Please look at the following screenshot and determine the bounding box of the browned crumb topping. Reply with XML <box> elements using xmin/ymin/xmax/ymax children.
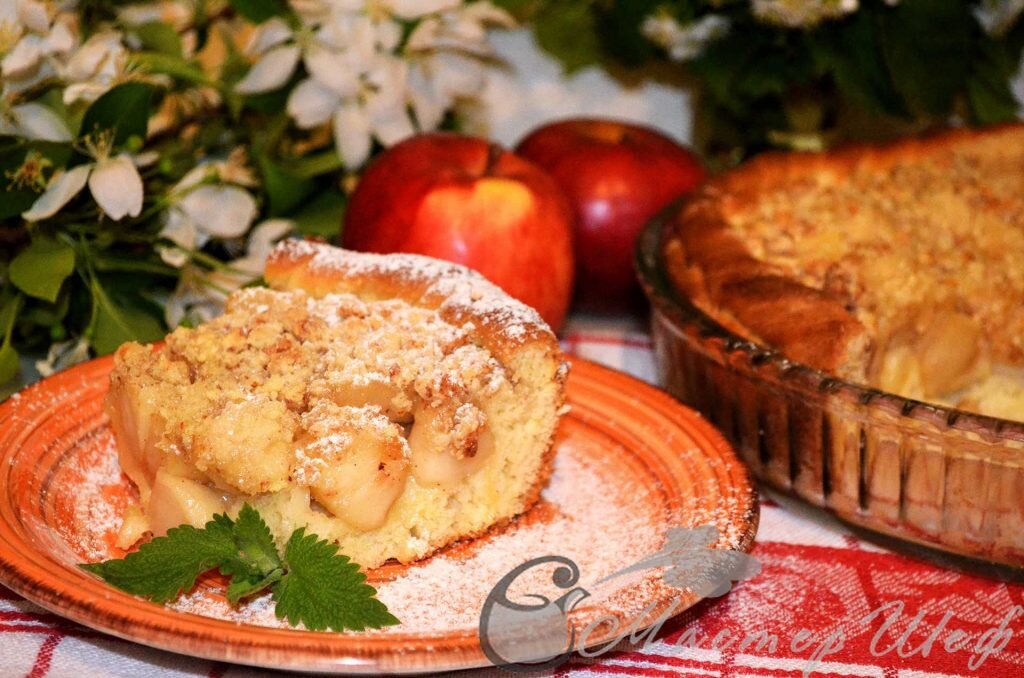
<box><xmin>721</xmin><ymin>140</ymin><xmax>1024</xmax><ymax>414</ymax></box>
<box><xmin>728</xmin><ymin>150</ymin><xmax>1024</xmax><ymax>364</ymax></box>
<box><xmin>118</xmin><ymin>287</ymin><xmax>507</xmax><ymax>496</ymax></box>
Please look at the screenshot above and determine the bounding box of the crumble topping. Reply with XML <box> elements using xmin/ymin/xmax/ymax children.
<box><xmin>727</xmin><ymin>148</ymin><xmax>1024</xmax><ymax>365</ymax></box>
<box><xmin>119</xmin><ymin>286</ymin><xmax>508</xmax><ymax>498</ymax></box>
<box><xmin>716</xmin><ymin>138</ymin><xmax>1024</xmax><ymax>415</ymax></box>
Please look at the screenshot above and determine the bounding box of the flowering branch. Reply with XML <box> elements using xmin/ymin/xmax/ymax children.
<box><xmin>0</xmin><ymin>0</ymin><xmax>514</xmax><ymax>385</ymax></box>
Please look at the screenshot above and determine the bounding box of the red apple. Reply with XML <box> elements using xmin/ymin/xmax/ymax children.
<box><xmin>516</xmin><ymin>118</ymin><xmax>706</xmax><ymax>310</ymax></box>
<box><xmin>343</xmin><ymin>133</ymin><xmax>575</xmax><ymax>331</ymax></box>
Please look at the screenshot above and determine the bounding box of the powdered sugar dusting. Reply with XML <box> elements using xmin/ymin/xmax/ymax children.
<box><xmin>5</xmin><ymin>362</ymin><xmax>753</xmax><ymax>647</ymax></box>
<box><xmin>270</xmin><ymin>240</ymin><xmax>551</xmax><ymax>346</ymax></box>
<box><xmin>69</xmin><ymin>435</ymin><xmax>125</xmax><ymax>561</ymax></box>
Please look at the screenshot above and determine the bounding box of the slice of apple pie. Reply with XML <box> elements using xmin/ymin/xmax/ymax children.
<box><xmin>106</xmin><ymin>241</ymin><xmax>568</xmax><ymax>568</ymax></box>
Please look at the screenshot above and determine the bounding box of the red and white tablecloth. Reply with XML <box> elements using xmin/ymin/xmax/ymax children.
<box><xmin>3</xmin><ymin>315</ymin><xmax>1023</xmax><ymax>678</ymax></box>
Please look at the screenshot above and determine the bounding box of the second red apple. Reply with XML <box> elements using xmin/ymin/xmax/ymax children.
<box><xmin>517</xmin><ymin>118</ymin><xmax>706</xmax><ymax>311</ymax></box>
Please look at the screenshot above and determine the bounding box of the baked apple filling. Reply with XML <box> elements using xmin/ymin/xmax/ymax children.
<box><xmin>105</xmin><ymin>274</ymin><xmax>564</xmax><ymax>568</ymax></box>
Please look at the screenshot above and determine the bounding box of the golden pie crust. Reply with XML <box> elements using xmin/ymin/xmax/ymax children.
<box><xmin>664</xmin><ymin>124</ymin><xmax>1024</xmax><ymax>419</ymax></box>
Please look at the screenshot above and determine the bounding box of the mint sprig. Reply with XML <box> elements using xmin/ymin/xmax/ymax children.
<box><xmin>274</xmin><ymin>528</ymin><xmax>399</xmax><ymax>632</ymax></box>
<box><xmin>81</xmin><ymin>504</ymin><xmax>399</xmax><ymax>632</ymax></box>
<box><xmin>217</xmin><ymin>504</ymin><xmax>283</xmax><ymax>604</ymax></box>
<box><xmin>80</xmin><ymin>513</ymin><xmax>238</xmax><ymax>603</ymax></box>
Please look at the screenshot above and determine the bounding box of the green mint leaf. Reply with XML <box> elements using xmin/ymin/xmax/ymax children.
<box><xmin>81</xmin><ymin>514</ymin><xmax>237</xmax><ymax>603</ymax></box>
<box><xmin>217</xmin><ymin>504</ymin><xmax>284</xmax><ymax>603</ymax></box>
<box><xmin>273</xmin><ymin>528</ymin><xmax>399</xmax><ymax>632</ymax></box>
<box><xmin>10</xmin><ymin>237</ymin><xmax>75</xmax><ymax>303</ymax></box>
<box><xmin>81</xmin><ymin>505</ymin><xmax>399</xmax><ymax>630</ymax></box>
<box><xmin>226</xmin><ymin>567</ymin><xmax>284</xmax><ymax>605</ymax></box>
<box><xmin>231</xmin><ymin>504</ymin><xmax>283</xmax><ymax>574</ymax></box>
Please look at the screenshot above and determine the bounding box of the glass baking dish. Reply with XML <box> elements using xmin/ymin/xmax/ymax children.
<box><xmin>636</xmin><ymin>208</ymin><xmax>1024</xmax><ymax>572</ymax></box>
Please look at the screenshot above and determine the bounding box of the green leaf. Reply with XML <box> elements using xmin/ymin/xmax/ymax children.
<box><xmin>0</xmin><ymin>292</ymin><xmax>23</xmax><ymax>384</ymax></box>
<box><xmin>78</xmin><ymin>83</ymin><xmax>153</xmax><ymax>147</ymax></box>
<box><xmin>9</xmin><ymin>238</ymin><xmax>75</xmax><ymax>303</ymax></box>
<box><xmin>273</xmin><ymin>528</ymin><xmax>399</xmax><ymax>632</ymax></box>
<box><xmin>534</xmin><ymin>1</ymin><xmax>603</xmax><ymax>73</ymax></box>
<box><xmin>225</xmin><ymin>568</ymin><xmax>283</xmax><ymax>604</ymax></box>
<box><xmin>131</xmin><ymin>52</ymin><xmax>212</xmax><ymax>87</ymax></box>
<box><xmin>292</xmin><ymin>189</ymin><xmax>346</xmax><ymax>239</ymax></box>
<box><xmin>90</xmin><ymin>277</ymin><xmax>165</xmax><ymax>355</ymax></box>
<box><xmin>692</xmin><ymin>28</ymin><xmax>809</xmax><ymax>112</ymax></box>
<box><xmin>0</xmin><ymin>343</ymin><xmax>17</xmax><ymax>385</ymax></box>
<box><xmin>258</xmin><ymin>155</ymin><xmax>316</xmax><ymax>216</ymax></box>
<box><xmin>81</xmin><ymin>514</ymin><xmax>238</xmax><ymax>603</ymax></box>
<box><xmin>593</xmin><ymin>0</ymin><xmax>660</xmax><ymax>68</ymax></box>
<box><xmin>218</xmin><ymin>505</ymin><xmax>281</xmax><ymax>578</ymax></box>
<box><xmin>285</xmin><ymin>149</ymin><xmax>343</xmax><ymax>179</ymax></box>
<box><xmin>967</xmin><ymin>36</ymin><xmax>1022</xmax><ymax>125</ymax></box>
<box><xmin>218</xmin><ymin>505</ymin><xmax>284</xmax><ymax>603</ymax></box>
<box><xmin>240</xmin><ymin>86</ymin><xmax>292</xmax><ymax>113</ymax></box>
<box><xmin>22</xmin><ymin>289</ymin><xmax>69</xmax><ymax>329</ymax></box>
<box><xmin>233</xmin><ymin>505</ymin><xmax>282</xmax><ymax>571</ymax></box>
<box><xmin>878</xmin><ymin>0</ymin><xmax>972</xmax><ymax>116</ymax></box>
<box><xmin>807</xmin><ymin>11</ymin><xmax>907</xmax><ymax>119</ymax></box>
<box><xmin>80</xmin><ymin>504</ymin><xmax>398</xmax><ymax>631</ymax></box>
<box><xmin>229</xmin><ymin>0</ymin><xmax>288</xmax><ymax>24</ymax></box>
<box><xmin>133</xmin><ymin>21</ymin><xmax>182</xmax><ymax>56</ymax></box>
<box><xmin>92</xmin><ymin>254</ymin><xmax>178</xmax><ymax>277</ymax></box>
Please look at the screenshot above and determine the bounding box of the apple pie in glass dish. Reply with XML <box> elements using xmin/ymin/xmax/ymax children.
<box><xmin>638</xmin><ymin>124</ymin><xmax>1024</xmax><ymax>570</ymax></box>
<box><xmin>106</xmin><ymin>241</ymin><xmax>567</xmax><ymax>568</ymax></box>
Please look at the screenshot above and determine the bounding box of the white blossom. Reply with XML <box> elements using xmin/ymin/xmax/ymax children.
<box><xmin>0</xmin><ymin>0</ymin><xmax>75</xmax><ymax>89</ymax></box>
<box><xmin>62</xmin><ymin>31</ymin><xmax>128</xmax><ymax>104</ymax></box>
<box><xmin>0</xmin><ymin>98</ymin><xmax>71</xmax><ymax>140</ymax></box>
<box><xmin>23</xmin><ymin>130</ymin><xmax>144</xmax><ymax>221</ymax></box>
<box><xmin>164</xmin><ymin>220</ymin><xmax>293</xmax><ymax>327</ymax></box>
<box><xmin>164</xmin><ymin>264</ymin><xmax>223</xmax><ymax>328</ymax></box>
<box><xmin>641</xmin><ymin>13</ymin><xmax>729</xmax><ymax>62</ymax></box>
<box><xmin>237</xmin><ymin>1</ymin><xmax>512</xmax><ymax>168</ymax></box>
<box><xmin>976</xmin><ymin>0</ymin><xmax>1024</xmax><ymax>35</ymax></box>
<box><xmin>404</xmin><ymin>2</ymin><xmax>513</xmax><ymax>130</ymax></box>
<box><xmin>35</xmin><ymin>337</ymin><xmax>90</xmax><ymax>378</ymax></box>
<box><xmin>751</xmin><ymin>0</ymin><xmax>859</xmax><ymax>28</ymax></box>
<box><xmin>118</xmin><ymin>1</ymin><xmax>193</xmax><ymax>31</ymax></box>
<box><xmin>157</xmin><ymin>162</ymin><xmax>259</xmax><ymax>268</ymax></box>
<box><xmin>225</xmin><ymin>218</ymin><xmax>293</xmax><ymax>278</ymax></box>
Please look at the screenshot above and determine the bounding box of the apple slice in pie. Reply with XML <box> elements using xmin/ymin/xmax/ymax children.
<box><xmin>105</xmin><ymin>241</ymin><xmax>568</xmax><ymax>568</ymax></box>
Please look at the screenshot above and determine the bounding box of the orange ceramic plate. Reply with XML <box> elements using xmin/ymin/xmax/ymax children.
<box><xmin>0</xmin><ymin>356</ymin><xmax>757</xmax><ymax>674</ymax></box>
